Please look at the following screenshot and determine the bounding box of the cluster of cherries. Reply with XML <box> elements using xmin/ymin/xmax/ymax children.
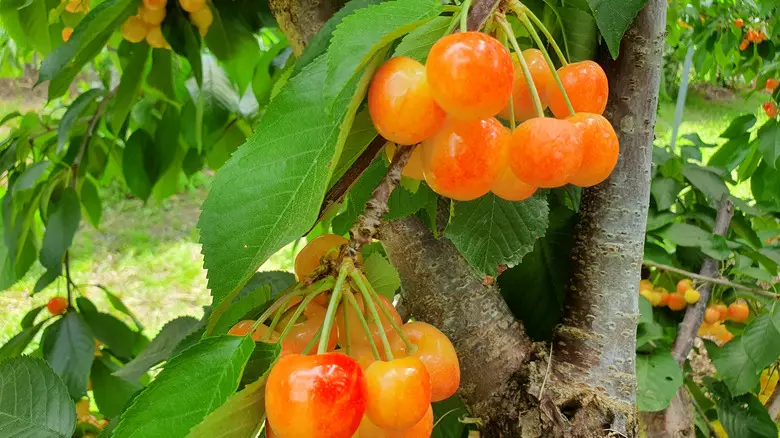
<box><xmin>119</xmin><ymin>0</ymin><xmax>212</xmax><ymax>48</ymax></box>
<box><xmin>228</xmin><ymin>234</ymin><xmax>460</xmax><ymax>438</ymax></box>
<box><xmin>368</xmin><ymin>29</ymin><xmax>618</xmax><ymax>202</ymax></box>
<box><xmin>59</xmin><ymin>0</ymin><xmax>89</xmax><ymax>42</ymax></box>
<box><xmin>736</xmin><ymin>17</ymin><xmax>769</xmax><ymax>51</ymax></box>
<box><xmin>639</xmin><ymin>278</ymin><xmax>700</xmax><ymax>311</ymax></box>
<box><xmin>763</xmin><ymin>78</ymin><xmax>779</xmax><ymax>119</ymax></box>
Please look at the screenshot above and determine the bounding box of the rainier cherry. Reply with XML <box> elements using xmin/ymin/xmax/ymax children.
<box><xmin>369</xmin><ymin>57</ymin><xmax>446</xmax><ymax>145</ymax></box>
<box><xmin>499</xmin><ymin>49</ymin><xmax>554</xmax><ymax>122</ymax></box>
<box><xmin>294</xmin><ymin>234</ymin><xmax>348</xmax><ymax>280</ymax></box>
<box><xmin>47</xmin><ymin>297</ymin><xmax>68</xmax><ymax>315</ymax></box>
<box><xmin>394</xmin><ymin>321</ymin><xmax>460</xmax><ymax>402</ymax></box>
<box><xmin>228</xmin><ymin>320</ymin><xmax>281</xmax><ymax>344</ymax></box>
<box><xmin>547</xmin><ymin>61</ymin><xmax>609</xmax><ymax>118</ymax></box>
<box><xmin>766</xmin><ymin>78</ymin><xmax>779</xmax><ymax>92</ymax></box>
<box><xmin>491</xmin><ymin>166</ymin><xmax>537</xmax><ymax>201</ymax></box>
<box><xmin>279</xmin><ymin>301</ymin><xmax>338</xmax><ymax>354</ymax></box>
<box><xmin>727</xmin><ymin>301</ymin><xmax>749</xmax><ymax>323</ymax></box>
<box><xmin>426</xmin><ymin>32</ymin><xmax>514</xmax><ymax>120</ymax></box>
<box><xmin>266</xmin><ymin>353</ymin><xmax>367</xmax><ymax>438</ymax></box>
<box><xmin>508</xmin><ymin>118</ymin><xmax>583</xmax><ymax>188</ymax></box>
<box><xmin>676</xmin><ymin>279</ymin><xmax>692</xmax><ymax>294</ymax></box>
<box><xmin>567</xmin><ymin>113</ymin><xmax>619</xmax><ymax>187</ymax></box>
<box><xmin>684</xmin><ymin>288</ymin><xmax>700</xmax><ymax>304</ymax></box>
<box><xmin>713</xmin><ymin>303</ymin><xmax>728</xmax><ymax>321</ymax></box>
<box><xmin>365</xmin><ymin>357</ymin><xmax>431</xmax><ymax>431</ymax></box>
<box><xmin>386</xmin><ymin>143</ymin><xmax>425</xmax><ymax>180</ymax></box>
<box><xmin>358</xmin><ymin>405</ymin><xmax>434</xmax><ymax>437</ymax></box>
<box><xmin>121</xmin><ymin>16</ymin><xmax>148</xmax><ymax>43</ymax></box>
<box><xmin>704</xmin><ymin>307</ymin><xmax>721</xmax><ymax>325</ymax></box>
<box><xmin>735</xmin><ymin>18</ymin><xmax>744</xmax><ymax>28</ymax></box>
<box><xmin>666</xmin><ymin>294</ymin><xmax>687</xmax><ymax>311</ymax></box>
<box><xmin>421</xmin><ymin>117</ymin><xmax>508</xmax><ymax>201</ymax></box>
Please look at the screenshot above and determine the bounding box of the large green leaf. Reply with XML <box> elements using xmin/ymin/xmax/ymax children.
<box><xmin>186</xmin><ymin>377</ymin><xmax>267</xmax><ymax>438</ymax></box>
<box><xmin>720</xmin><ymin>114</ymin><xmax>757</xmax><ymax>139</ymax></box>
<box><xmin>211</xmin><ymin>285</ymin><xmax>272</xmax><ymax>335</ymax></box>
<box><xmin>325</xmin><ymin>0</ymin><xmax>442</xmax><ymax>98</ymax></box>
<box><xmin>58</xmin><ymin>89</ymin><xmax>103</xmax><ymax>153</ymax></box>
<box><xmin>80</xmin><ymin>178</ymin><xmax>102</xmax><ymax>228</ymax></box>
<box><xmin>91</xmin><ymin>357</ymin><xmax>143</xmax><ymax>419</ymax></box>
<box><xmin>585</xmin><ymin>0</ymin><xmax>648</xmax><ymax>58</ymax></box>
<box><xmin>708</xmin><ymin>134</ymin><xmax>753</xmax><ymax>172</ymax></box>
<box><xmin>658</xmin><ymin>223</ymin><xmax>711</xmax><ymax>248</ymax></box>
<box><xmin>147</xmin><ymin>49</ymin><xmax>177</xmax><ymax>101</ymax></box>
<box><xmin>114</xmin><ymin>316</ymin><xmax>201</xmax><ymax>381</ymax></box>
<box><xmin>362</xmin><ymin>252</ymin><xmax>401</xmax><ymax>299</ymax></box>
<box><xmin>682</xmin><ymin>164</ymin><xmax>729</xmax><ymax>205</ymax></box>
<box><xmin>431</xmin><ymin>395</ymin><xmax>468</xmax><ymax>438</ymax></box>
<box><xmin>557</xmin><ymin>5</ymin><xmax>599</xmax><ymax>62</ymax></box>
<box><xmin>636</xmin><ymin>349</ymin><xmax>683</xmax><ymax>412</ymax></box>
<box><xmin>0</xmin><ymin>321</ymin><xmax>44</xmax><ymax>361</ymax></box>
<box><xmin>0</xmin><ymin>357</ymin><xmax>76</xmax><ymax>437</ymax></box>
<box><xmin>39</xmin><ymin>187</ymin><xmax>81</xmax><ymax>271</ymax></box>
<box><xmin>37</xmin><ymin>0</ymin><xmax>137</xmax><ymax>99</ymax></box>
<box><xmin>392</xmin><ymin>15</ymin><xmax>450</xmax><ymax>63</ymax></box>
<box><xmin>163</xmin><ymin>5</ymin><xmax>203</xmax><ymax>86</ymax></box>
<box><xmin>0</xmin><ymin>0</ymin><xmax>53</xmax><ymax>55</ymax></box>
<box><xmin>238</xmin><ymin>342</ymin><xmax>279</xmax><ymax>388</ymax></box>
<box><xmin>113</xmin><ymin>336</ymin><xmax>255</xmax><ymax>438</ymax></box>
<box><xmin>198</xmin><ymin>55</ymin><xmax>369</xmax><ymax>332</ymax></box>
<box><xmin>650</xmin><ymin>177</ymin><xmax>683</xmax><ymax>211</ymax></box>
<box><xmin>752</xmin><ymin>163</ymin><xmax>780</xmax><ymax>205</ymax></box>
<box><xmin>446</xmin><ymin>194</ymin><xmax>549</xmax><ymax>276</ymax></box>
<box><xmin>122</xmin><ymin>130</ymin><xmax>158</xmax><ymax>201</ymax></box>
<box><xmin>80</xmin><ymin>306</ymin><xmax>140</xmax><ymax>360</ymax></box>
<box><xmin>709</xmin><ymin>380</ymin><xmax>778</xmax><ymax>438</ymax></box>
<box><xmin>757</xmin><ymin>118</ymin><xmax>780</xmax><ymax>169</ymax></box>
<box><xmin>41</xmin><ymin>312</ymin><xmax>95</xmax><ymax>399</ymax></box>
<box><xmin>111</xmin><ymin>42</ymin><xmax>151</xmax><ymax>134</ymax></box>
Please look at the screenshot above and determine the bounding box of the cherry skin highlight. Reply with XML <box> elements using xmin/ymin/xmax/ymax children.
<box><xmin>364</xmin><ymin>356</ymin><xmax>431</xmax><ymax>431</ymax></box>
<box><xmin>369</xmin><ymin>57</ymin><xmax>446</xmax><ymax>145</ymax></box>
<box><xmin>426</xmin><ymin>32</ymin><xmax>514</xmax><ymax>120</ymax></box>
<box><xmin>421</xmin><ymin>117</ymin><xmax>508</xmax><ymax>201</ymax></box>
<box><xmin>508</xmin><ymin>117</ymin><xmax>584</xmax><ymax>188</ymax></box>
<box><xmin>499</xmin><ymin>49</ymin><xmax>554</xmax><ymax>122</ymax></box>
<box><xmin>567</xmin><ymin>113</ymin><xmax>619</xmax><ymax>187</ymax></box>
<box><xmin>394</xmin><ymin>321</ymin><xmax>460</xmax><ymax>402</ymax></box>
<box><xmin>385</xmin><ymin>143</ymin><xmax>425</xmax><ymax>180</ymax></box>
<box><xmin>265</xmin><ymin>353</ymin><xmax>367</xmax><ymax>438</ymax></box>
<box><xmin>547</xmin><ymin>61</ymin><xmax>609</xmax><ymax>118</ymax></box>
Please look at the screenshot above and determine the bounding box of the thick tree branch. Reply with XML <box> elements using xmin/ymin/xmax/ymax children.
<box><xmin>268</xmin><ymin>0</ymin><xmax>346</xmax><ymax>55</ymax></box>
<box><xmin>768</xmin><ymin>383</ymin><xmax>780</xmax><ymax>421</ymax></box>
<box><xmin>643</xmin><ymin>259</ymin><xmax>776</xmax><ymax>299</ymax></box>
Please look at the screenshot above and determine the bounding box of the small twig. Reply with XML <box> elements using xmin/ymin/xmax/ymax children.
<box><xmin>65</xmin><ymin>251</ymin><xmax>73</xmax><ymax>308</ymax></box>
<box><xmin>72</xmin><ymin>89</ymin><xmax>116</xmax><ymax>187</ymax></box>
<box><xmin>643</xmin><ymin>261</ymin><xmax>777</xmax><ymax>299</ymax></box>
<box><xmin>671</xmin><ymin>197</ymin><xmax>735</xmax><ymax>366</ymax></box>
<box><xmin>345</xmin><ymin>145</ymin><xmax>413</xmax><ymax>258</ymax></box>
<box><xmin>687</xmin><ymin>386</ymin><xmax>718</xmax><ymax>436</ymax></box>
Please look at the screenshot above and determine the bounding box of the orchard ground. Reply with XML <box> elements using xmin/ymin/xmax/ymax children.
<box><xmin>0</xmin><ymin>85</ymin><xmax>773</xmax><ymax>343</ymax></box>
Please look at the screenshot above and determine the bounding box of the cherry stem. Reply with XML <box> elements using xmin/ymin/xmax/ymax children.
<box><xmin>343</xmin><ymin>286</ymin><xmax>382</xmax><ymax>360</ymax></box>
<box><xmin>497</xmin><ymin>29</ymin><xmax>517</xmax><ymax>129</ymax></box>
<box><xmin>496</xmin><ymin>16</ymin><xmax>545</xmax><ymax>119</ymax></box>
<box><xmin>276</xmin><ymin>287</ymin><xmax>330</xmax><ymax>346</ymax></box>
<box><xmin>342</xmin><ymin>299</ymin><xmax>352</xmax><ymax>356</ymax></box>
<box><xmin>516</xmin><ymin>11</ymin><xmax>575</xmax><ymax>117</ymax></box>
<box><xmin>317</xmin><ymin>261</ymin><xmax>351</xmax><ymax>354</ymax></box>
<box><xmin>359</xmin><ymin>270</ymin><xmax>418</xmax><ymax>354</ymax></box>
<box><xmin>264</xmin><ymin>293</ymin><xmax>301</xmax><ymax>340</ymax></box>
<box><xmin>510</xmin><ymin>0</ymin><xmax>568</xmax><ymax>67</ymax></box>
<box><xmin>460</xmin><ymin>0</ymin><xmax>472</xmax><ymax>33</ymax></box>
<box><xmin>350</xmin><ymin>270</ymin><xmax>395</xmax><ymax>361</ymax></box>
<box><xmin>248</xmin><ymin>280</ymin><xmax>313</xmax><ymax>334</ymax></box>
<box><xmin>300</xmin><ymin>325</ymin><xmax>323</xmax><ymax>355</ymax></box>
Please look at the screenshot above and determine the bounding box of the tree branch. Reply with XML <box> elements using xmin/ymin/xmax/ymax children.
<box><xmin>72</xmin><ymin>89</ymin><xmax>114</xmax><ymax>186</ymax></box>
<box><xmin>643</xmin><ymin>259</ymin><xmax>776</xmax><ymax>299</ymax></box>
<box><xmin>767</xmin><ymin>382</ymin><xmax>780</xmax><ymax>421</ymax></box>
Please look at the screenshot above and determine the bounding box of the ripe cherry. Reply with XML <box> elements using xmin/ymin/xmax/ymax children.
<box><xmin>139</xmin><ymin>5</ymin><xmax>166</xmax><ymax>25</ymax></box>
<box><xmin>490</xmin><ymin>166</ymin><xmax>537</xmax><ymax>201</ymax></box>
<box><xmin>426</xmin><ymin>32</ymin><xmax>514</xmax><ymax>120</ymax></box>
<box><xmin>639</xmin><ymin>279</ymin><xmax>653</xmax><ymax>291</ymax></box>
<box><xmin>64</xmin><ymin>0</ymin><xmax>88</xmax><ymax>12</ymax></box>
<box><xmin>61</xmin><ymin>27</ymin><xmax>73</xmax><ymax>42</ymax></box>
<box><xmin>143</xmin><ymin>0</ymin><xmax>165</xmax><ymax>10</ymax></box>
<box><xmin>265</xmin><ymin>353</ymin><xmax>367</xmax><ymax>438</ymax></box>
<box><xmin>47</xmin><ymin>297</ymin><xmax>68</xmax><ymax>315</ymax></box>
<box><xmin>766</xmin><ymin>78</ymin><xmax>779</xmax><ymax>92</ymax></box>
<box><xmin>676</xmin><ymin>279</ymin><xmax>692</xmax><ymax>294</ymax></box>
<box><xmin>683</xmin><ymin>288</ymin><xmax>700</xmax><ymax>304</ymax></box>
<box><xmin>365</xmin><ymin>357</ymin><xmax>431</xmax><ymax>431</ymax></box>
<box><xmin>727</xmin><ymin>301</ymin><xmax>749</xmax><ymax>323</ymax></box>
<box><xmin>294</xmin><ymin>234</ymin><xmax>348</xmax><ymax>280</ymax></box>
<box><xmin>337</xmin><ymin>294</ymin><xmax>403</xmax><ymax>350</ymax></box>
<box><xmin>421</xmin><ymin>117</ymin><xmax>508</xmax><ymax>200</ymax></box>
<box><xmin>508</xmin><ymin>117</ymin><xmax>583</xmax><ymax>188</ymax></box>
<box><xmin>368</xmin><ymin>57</ymin><xmax>446</xmax><ymax>145</ymax></box>
<box><xmin>567</xmin><ymin>113</ymin><xmax>619</xmax><ymax>187</ymax></box>
<box><xmin>735</xmin><ymin>18</ymin><xmax>744</xmax><ymax>28</ymax></box>
<box><xmin>189</xmin><ymin>5</ymin><xmax>213</xmax><ymax>36</ymax></box>
<box><xmin>667</xmin><ymin>293</ymin><xmax>687</xmax><ymax>311</ymax></box>
<box><xmin>228</xmin><ymin>320</ymin><xmax>281</xmax><ymax>343</ymax></box>
<box><xmin>394</xmin><ymin>321</ymin><xmax>459</xmax><ymax>402</ymax></box>
<box><xmin>146</xmin><ymin>27</ymin><xmax>168</xmax><ymax>49</ymax></box>
<box><xmin>713</xmin><ymin>303</ymin><xmax>728</xmax><ymax>321</ymax></box>
<box><xmin>177</xmin><ymin>0</ymin><xmax>203</xmax><ymax>12</ymax></box>
<box><xmin>655</xmin><ymin>288</ymin><xmax>670</xmax><ymax>307</ymax></box>
<box><xmin>264</xmin><ymin>419</ymin><xmax>279</xmax><ymax>438</ymax></box>
<box><xmin>121</xmin><ymin>16</ymin><xmax>148</xmax><ymax>43</ymax></box>
<box><xmin>358</xmin><ymin>405</ymin><xmax>433</xmax><ymax>437</ymax></box>
<box><xmin>279</xmin><ymin>301</ymin><xmax>338</xmax><ymax>354</ymax></box>
<box><xmin>704</xmin><ymin>307</ymin><xmax>721</xmax><ymax>324</ymax></box>
<box><xmin>763</xmin><ymin>102</ymin><xmax>777</xmax><ymax>118</ymax></box>
<box><xmin>385</xmin><ymin>143</ymin><xmax>425</xmax><ymax>180</ymax></box>
<box><xmin>499</xmin><ymin>49</ymin><xmax>554</xmax><ymax>122</ymax></box>
<box><xmin>547</xmin><ymin>61</ymin><xmax>609</xmax><ymax>118</ymax></box>
<box><xmin>740</xmin><ymin>39</ymin><xmax>750</xmax><ymax>51</ymax></box>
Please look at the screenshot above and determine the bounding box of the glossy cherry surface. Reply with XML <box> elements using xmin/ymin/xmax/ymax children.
<box><xmin>365</xmin><ymin>357</ymin><xmax>431</xmax><ymax>431</ymax></box>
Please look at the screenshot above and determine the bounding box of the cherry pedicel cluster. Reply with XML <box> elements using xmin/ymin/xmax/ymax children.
<box><xmin>368</xmin><ymin>4</ymin><xmax>619</xmax><ymax>203</ymax></box>
<box><xmin>228</xmin><ymin>235</ymin><xmax>460</xmax><ymax>438</ymax></box>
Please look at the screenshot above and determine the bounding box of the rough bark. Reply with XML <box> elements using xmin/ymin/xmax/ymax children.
<box><xmin>550</xmin><ymin>0</ymin><xmax>667</xmax><ymax>435</ymax></box>
<box><xmin>268</xmin><ymin>0</ymin><xmax>345</xmax><ymax>55</ymax></box>
<box><xmin>767</xmin><ymin>384</ymin><xmax>780</xmax><ymax>421</ymax></box>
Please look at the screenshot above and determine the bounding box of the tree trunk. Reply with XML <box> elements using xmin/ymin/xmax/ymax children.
<box><xmin>267</xmin><ymin>0</ymin><xmax>667</xmax><ymax>435</ymax></box>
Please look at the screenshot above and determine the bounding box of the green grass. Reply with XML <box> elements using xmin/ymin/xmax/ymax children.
<box><xmin>0</xmin><ymin>85</ymin><xmax>770</xmax><ymax>346</ymax></box>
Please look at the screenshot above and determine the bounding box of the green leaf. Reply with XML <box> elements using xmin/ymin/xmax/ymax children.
<box><xmin>682</xmin><ymin>164</ymin><xmax>729</xmax><ymax>205</ymax></box>
<box><xmin>585</xmin><ymin>0</ymin><xmax>647</xmax><ymax>58</ymax></box>
<box><xmin>163</xmin><ymin>7</ymin><xmax>203</xmax><ymax>86</ymax></box>
<box><xmin>186</xmin><ymin>377</ymin><xmax>267</xmax><ymax>438</ymax></box>
<box><xmin>94</xmin><ymin>284</ymin><xmax>144</xmax><ymax>331</ymax></box>
<box><xmin>498</xmin><ymin>205</ymin><xmax>574</xmax><ymax>341</ymax></box>
<box><xmin>0</xmin><ymin>0</ymin><xmax>52</xmax><ymax>55</ymax></box>
<box><xmin>111</xmin><ymin>43</ymin><xmax>150</xmax><ymax>134</ymax></box>
<box><xmin>212</xmin><ymin>285</ymin><xmax>272</xmax><ymax>335</ymax></box>
<box><xmin>12</xmin><ymin>161</ymin><xmax>50</xmax><ymax>194</ymax></box>
<box><xmin>147</xmin><ymin>49</ymin><xmax>177</xmax><ymax>100</ymax></box>
<box><xmin>659</xmin><ymin>223</ymin><xmax>711</xmax><ymax>248</ymax></box>
<box><xmin>21</xmin><ymin>305</ymin><xmax>45</xmax><ymax>328</ymax></box>
<box><xmin>431</xmin><ymin>395</ymin><xmax>468</xmax><ymax>438</ymax></box>
<box><xmin>741</xmin><ymin>313</ymin><xmax>780</xmax><ymax>367</ymax></box>
<box><xmin>114</xmin><ymin>316</ymin><xmax>201</xmax><ymax>381</ymax></box>
<box><xmin>393</xmin><ymin>15</ymin><xmax>450</xmax><ymax>62</ymax></box>
<box><xmin>37</xmin><ymin>0</ymin><xmax>137</xmax><ymax>99</ymax></box>
<box><xmin>0</xmin><ymin>356</ymin><xmax>76</xmax><ymax>437</ymax></box>
<box><xmin>650</xmin><ymin>177</ymin><xmax>683</xmax><ymax>211</ymax></box>
<box><xmin>720</xmin><ymin>114</ymin><xmax>757</xmax><ymax>139</ymax></box>
<box><xmin>0</xmin><ymin>322</ymin><xmax>44</xmax><ymax>361</ymax></box>
<box><xmin>123</xmin><ymin>130</ymin><xmax>158</xmax><ymax>201</ymax></box>
<box><xmin>80</xmin><ymin>178</ymin><xmax>101</xmax><ymax>227</ymax></box>
<box><xmin>39</xmin><ymin>187</ymin><xmax>81</xmax><ymax>271</ymax></box>
<box><xmin>711</xmin><ymin>381</ymin><xmax>778</xmax><ymax>438</ymax></box>
<box><xmin>81</xmin><ymin>309</ymin><xmax>140</xmax><ymax>360</ymax></box>
<box><xmin>58</xmin><ymin>89</ymin><xmax>103</xmax><ymax>153</ymax></box>
<box><xmin>757</xmin><ymin>118</ymin><xmax>780</xmax><ymax>169</ymax></box>
<box><xmin>636</xmin><ymin>349</ymin><xmax>683</xmax><ymax>412</ymax></box>
<box><xmin>362</xmin><ymin>252</ymin><xmax>401</xmax><ymax>299</ymax></box>
<box><xmin>239</xmin><ymin>342</ymin><xmax>279</xmax><ymax>388</ymax></box>
<box><xmin>91</xmin><ymin>357</ymin><xmax>143</xmax><ymax>419</ymax></box>
<box><xmin>752</xmin><ymin>163</ymin><xmax>780</xmax><ymax>205</ymax></box>
<box><xmin>446</xmin><ymin>193</ymin><xmax>549</xmax><ymax>276</ymax></box>
<box><xmin>708</xmin><ymin>339</ymin><xmax>761</xmax><ymax>397</ymax></box>
<box><xmin>325</xmin><ymin>0</ymin><xmax>442</xmax><ymax>98</ymax></box>
<box><xmin>113</xmin><ymin>336</ymin><xmax>255</xmax><ymax>438</ymax></box>
<box><xmin>328</xmin><ymin>109</ymin><xmax>378</xmax><ymax>186</ymax></box>
<box><xmin>557</xmin><ymin>5</ymin><xmax>599</xmax><ymax>62</ymax></box>
<box><xmin>198</xmin><ymin>55</ymin><xmax>367</xmax><ymax>332</ymax></box>
<box><xmin>42</xmin><ymin>312</ymin><xmax>95</xmax><ymax>399</ymax></box>
<box><xmin>708</xmin><ymin>134</ymin><xmax>753</xmax><ymax>172</ymax></box>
